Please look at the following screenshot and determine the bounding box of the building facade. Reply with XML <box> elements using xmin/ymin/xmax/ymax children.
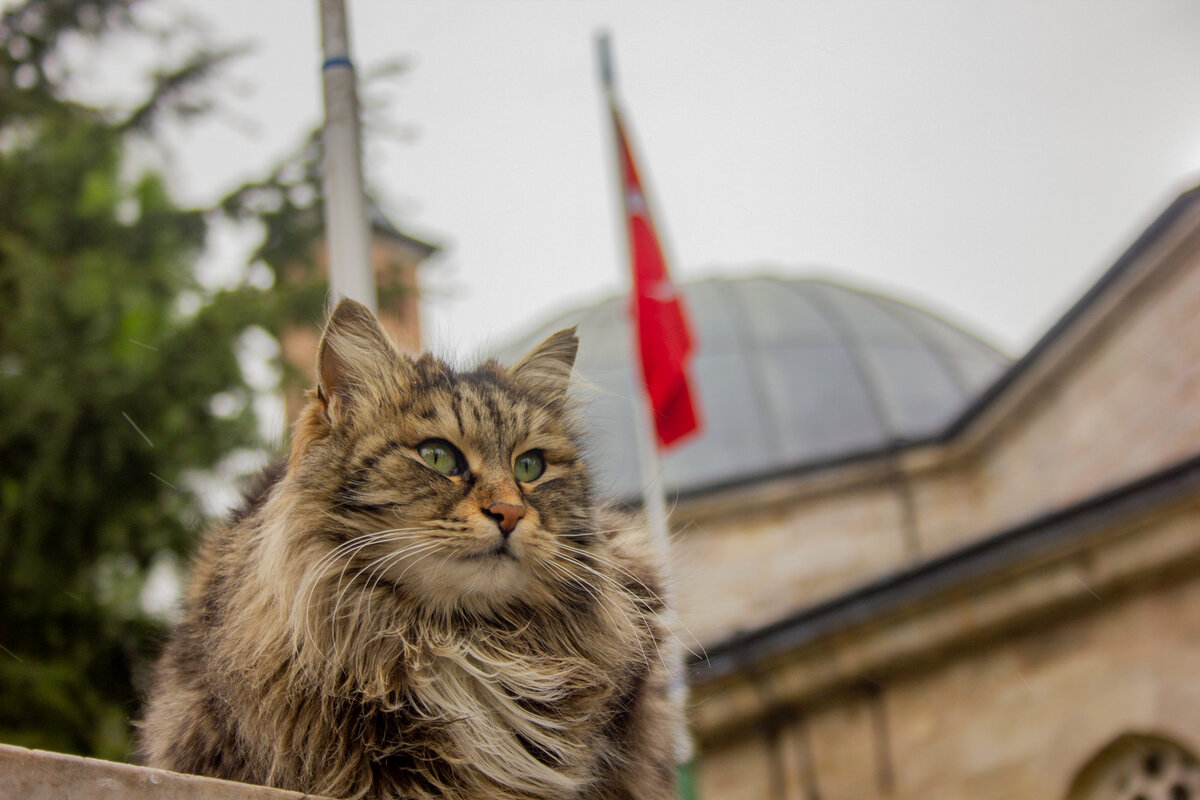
<box><xmin>678</xmin><ymin>187</ymin><xmax>1200</xmax><ymax>799</ymax></box>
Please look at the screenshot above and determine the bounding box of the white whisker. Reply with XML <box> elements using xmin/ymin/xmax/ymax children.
<box><xmin>554</xmin><ymin>540</ymin><xmax>708</xmax><ymax>663</ymax></box>
<box><xmin>542</xmin><ymin>554</ymin><xmax>654</xmax><ymax>670</ymax></box>
<box><xmin>299</xmin><ymin>528</ymin><xmax>432</xmax><ymax>661</ymax></box>
<box><xmin>552</xmin><ymin>547</ymin><xmax>704</xmax><ymax>665</ymax></box>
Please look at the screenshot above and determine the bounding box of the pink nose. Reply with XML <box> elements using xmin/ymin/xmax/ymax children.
<box><xmin>485</xmin><ymin>503</ymin><xmax>526</xmax><ymax>535</ymax></box>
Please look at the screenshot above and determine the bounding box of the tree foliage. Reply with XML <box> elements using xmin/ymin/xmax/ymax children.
<box><xmin>0</xmin><ymin>0</ymin><xmax>269</xmax><ymax>759</ymax></box>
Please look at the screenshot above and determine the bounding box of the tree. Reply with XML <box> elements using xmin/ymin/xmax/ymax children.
<box><xmin>0</xmin><ymin>0</ymin><xmax>268</xmax><ymax>759</ymax></box>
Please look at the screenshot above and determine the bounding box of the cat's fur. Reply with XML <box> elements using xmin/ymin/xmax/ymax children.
<box><xmin>138</xmin><ymin>300</ymin><xmax>680</xmax><ymax>799</ymax></box>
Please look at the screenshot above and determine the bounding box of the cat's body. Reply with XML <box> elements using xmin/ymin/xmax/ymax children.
<box><xmin>138</xmin><ymin>301</ymin><xmax>680</xmax><ymax>800</ymax></box>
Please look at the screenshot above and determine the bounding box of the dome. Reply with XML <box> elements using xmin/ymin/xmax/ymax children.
<box><xmin>490</xmin><ymin>276</ymin><xmax>1010</xmax><ymax>501</ymax></box>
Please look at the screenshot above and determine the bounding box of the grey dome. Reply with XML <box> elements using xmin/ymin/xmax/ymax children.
<box><xmin>490</xmin><ymin>276</ymin><xmax>1010</xmax><ymax>501</ymax></box>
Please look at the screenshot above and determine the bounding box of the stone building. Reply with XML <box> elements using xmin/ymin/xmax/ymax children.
<box><xmin>498</xmin><ymin>184</ymin><xmax>1200</xmax><ymax>799</ymax></box>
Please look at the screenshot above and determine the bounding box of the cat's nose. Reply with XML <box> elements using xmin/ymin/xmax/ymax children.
<box><xmin>484</xmin><ymin>502</ymin><xmax>525</xmax><ymax>536</ymax></box>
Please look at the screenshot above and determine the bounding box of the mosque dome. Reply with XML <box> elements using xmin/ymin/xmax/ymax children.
<box><xmin>491</xmin><ymin>276</ymin><xmax>1010</xmax><ymax>501</ymax></box>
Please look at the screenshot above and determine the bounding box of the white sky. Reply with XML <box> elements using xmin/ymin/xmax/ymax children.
<box><xmin>132</xmin><ymin>1</ymin><xmax>1200</xmax><ymax>359</ymax></box>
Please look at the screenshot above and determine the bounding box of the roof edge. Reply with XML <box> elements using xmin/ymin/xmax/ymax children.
<box><xmin>943</xmin><ymin>181</ymin><xmax>1200</xmax><ymax>439</ymax></box>
<box><xmin>668</xmin><ymin>182</ymin><xmax>1200</xmax><ymax>503</ymax></box>
<box><xmin>690</xmin><ymin>447</ymin><xmax>1200</xmax><ymax>681</ymax></box>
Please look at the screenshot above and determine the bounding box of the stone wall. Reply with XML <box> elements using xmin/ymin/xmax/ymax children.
<box><xmin>674</xmin><ymin>478</ymin><xmax>911</xmax><ymax>645</ymax></box>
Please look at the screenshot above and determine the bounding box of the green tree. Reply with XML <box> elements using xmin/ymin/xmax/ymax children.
<box><xmin>0</xmin><ymin>0</ymin><xmax>267</xmax><ymax>759</ymax></box>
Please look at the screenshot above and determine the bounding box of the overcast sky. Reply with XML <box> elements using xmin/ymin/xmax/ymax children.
<box><xmin>138</xmin><ymin>1</ymin><xmax>1200</xmax><ymax>360</ymax></box>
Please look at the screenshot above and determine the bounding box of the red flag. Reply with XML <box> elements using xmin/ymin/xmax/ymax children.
<box><xmin>611</xmin><ymin>105</ymin><xmax>700</xmax><ymax>448</ymax></box>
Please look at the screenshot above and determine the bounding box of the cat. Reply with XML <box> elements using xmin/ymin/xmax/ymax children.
<box><xmin>137</xmin><ymin>299</ymin><xmax>681</xmax><ymax>800</ymax></box>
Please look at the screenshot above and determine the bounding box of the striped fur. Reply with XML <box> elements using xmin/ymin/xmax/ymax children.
<box><xmin>138</xmin><ymin>300</ymin><xmax>680</xmax><ymax>799</ymax></box>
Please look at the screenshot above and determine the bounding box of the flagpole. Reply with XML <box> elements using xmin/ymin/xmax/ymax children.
<box><xmin>596</xmin><ymin>33</ymin><xmax>696</xmax><ymax>781</ymax></box>
<box><xmin>319</xmin><ymin>0</ymin><xmax>377</xmax><ymax>313</ymax></box>
<box><xmin>597</xmin><ymin>34</ymin><xmax>673</xmax><ymax>561</ymax></box>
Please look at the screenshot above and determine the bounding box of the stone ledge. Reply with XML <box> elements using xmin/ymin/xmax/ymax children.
<box><xmin>0</xmin><ymin>743</ymin><xmax>332</xmax><ymax>800</ymax></box>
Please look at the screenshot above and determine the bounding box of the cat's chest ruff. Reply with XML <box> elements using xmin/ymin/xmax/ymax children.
<box><xmin>403</xmin><ymin>629</ymin><xmax>608</xmax><ymax>796</ymax></box>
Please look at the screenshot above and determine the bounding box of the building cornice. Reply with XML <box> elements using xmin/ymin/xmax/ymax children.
<box><xmin>687</xmin><ymin>450</ymin><xmax>1200</xmax><ymax>745</ymax></box>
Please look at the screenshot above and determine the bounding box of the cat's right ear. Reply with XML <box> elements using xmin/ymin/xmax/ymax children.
<box><xmin>315</xmin><ymin>298</ymin><xmax>401</xmax><ymax>426</ymax></box>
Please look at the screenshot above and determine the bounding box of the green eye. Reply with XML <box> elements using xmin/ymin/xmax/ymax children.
<box><xmin>514</xmin><ymin>450</ymin><xmax>545</xmax><ymax>482</ymax></box>
<box><xmin>418</xmin><ymin>439</ymin><xmax>464</xmax><ymax>477</ymax></box>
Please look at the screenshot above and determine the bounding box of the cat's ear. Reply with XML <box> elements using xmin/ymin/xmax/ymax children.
<box><xmin>315</xmin><ymin>298</ymin><xmax>401</xmax><ymax>424</ymax></box>
<box><xmin>510</xmin><ymin>328</ymin><xmax>578</xmax><ymax>402</ymax></box>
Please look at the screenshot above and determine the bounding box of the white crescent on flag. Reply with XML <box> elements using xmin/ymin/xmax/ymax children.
<box><xmin>625</xmin><ymin>187</ymin><xmax>648</xmax><ymax>215</ymax></box>
<box><xmin>643</xmin><ymin>279</ymin><xmax>678</xmax><ymax>303</ymax></box>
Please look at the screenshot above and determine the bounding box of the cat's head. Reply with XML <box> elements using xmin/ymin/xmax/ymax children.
<box><xmin>286</xmin><ymin>299</ymin><xmax>598</xmax><ymax>612</ymax></box>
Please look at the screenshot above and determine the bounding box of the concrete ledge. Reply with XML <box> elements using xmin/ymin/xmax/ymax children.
<box><xmin>0</xmin><ymin>744</ymin><xmax>332</xmax><ymax>799</ymax></box>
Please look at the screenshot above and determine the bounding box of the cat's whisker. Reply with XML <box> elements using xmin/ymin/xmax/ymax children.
<box><xmin>555</xmin><ymin>540</ymin><xmax>661</xmax><ymax>592</ymax></box>
<box><xmin>553</xmin><ymin>542</ymin><xmax>662</xmax><ymax>606</ymax></box>
<box><xmin>554</xmin><ymin>540</ymin><xmax>708</xmax><ymax>662</ymax></box>
<box><xmin>559</xmin><ymin>562</ymin><xmax>664</xmax><ymax>672</ymax></box>
<box><xmin>326</xmin><ymin>551</ymin><xmax>429</xmax><ymax>657</ymax></box>
<box><xmin>550</xmin><ymin>550</ymin><xmax>698</xmax><ymax>666</ymax></box>
<box><xmin>393</xmin><ymin>545</ymin><xmax>452</xmax><ymax>586</ymax></box>
<box><xmin>300</xmin><ymin>530</ymin><xmax>434</xmax><ymax>660</ymax></box>
<box><xmin>540</xmin><ymin>555</ymin><xmax>653</xmax><ymax>670</ymax></box>
<box><xmin>326</xmin><ymin>531</ymin><xmax>430</xmax><ymax>597</ymax></box>
<box><xmin>356</xmin><ymin>555</ymin><xmax>408</xmax><ymax>625</ymax></box>
<box><xmin>330</xmin><ymin>540</ymin><xmax>442</xmax><ymax>641</ymax></box>
<box><xmin>308</xmin><ymin>528</ymin><xmax>430</xmax><ymax>579</ymax></box>
<box><xmin>300</xmin><ymin>538</ymin><xmax>387</xmax><ymax>662</ymax></box>
<box><xmin>300</xmin><ymin>532</ymin><xmax>416</xmax><ymax>614</ymax></box>
<box><xmin>356</xmin><ymin>540</ymin><xmax>447</xmax><ymax>624</ymax></box>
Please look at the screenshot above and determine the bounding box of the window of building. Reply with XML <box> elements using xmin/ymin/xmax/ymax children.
<box><xmin>1067</xmin><ymin>734</ymin><xmax>1200</xmax><ymax>800</ymax></box>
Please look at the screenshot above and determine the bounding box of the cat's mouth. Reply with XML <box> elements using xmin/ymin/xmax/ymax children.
<box><xmin>461</xmin><ymin>541</ymin><xmax>517</xmax><ymax>562</ymax></box>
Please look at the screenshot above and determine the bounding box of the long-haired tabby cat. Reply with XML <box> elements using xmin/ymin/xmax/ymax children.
<box><xmin>138</xmin><ymin>299</ymin><xmax>680</xmax><ymax>799</ymax></box>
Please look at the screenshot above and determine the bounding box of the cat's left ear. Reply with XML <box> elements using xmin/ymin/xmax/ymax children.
<box><xmin>510</xmin><ymin>328</ymin><xmax>578</xmax><ymax>403</ymax></box>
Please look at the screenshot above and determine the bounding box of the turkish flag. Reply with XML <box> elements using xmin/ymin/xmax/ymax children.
<box><xmin>611</xmin><ymin>105</ymin><xmax>700</xmax><ymax>448</ymax></box>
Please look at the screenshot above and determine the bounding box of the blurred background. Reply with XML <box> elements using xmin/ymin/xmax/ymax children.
<box><xmin>3</xmin><ymin>1</ymin><xmax>1200</xmax><ymax>798</ymax></box>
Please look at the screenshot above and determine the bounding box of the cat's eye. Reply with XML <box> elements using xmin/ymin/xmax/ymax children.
<box><xmin>513</xmin><ymin>450</ymin><xmax>545</xmax><ymax>482</ymax></box>
<box><xmin>418</xmin><ymin>439</ymin><xmax>465</xmax><ymax>477</ymax></box>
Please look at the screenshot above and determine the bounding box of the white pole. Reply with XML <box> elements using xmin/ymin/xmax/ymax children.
<box><xmin>630</xmin><ymin>387</ymin><xmax>692</xmax><ymax>770</ymax></box>
<box><xmin>598</xmin><ymin>33</ymin><xmax>674</xmax><ymax>566</ymax></box>
<box><xmin>598</xmin><ymin>33</ymin><xmax>693</xmax><ymax>769</ymax></box>
<box><xmin>630</xmin><ymin>381</ymin><xmax>673</xmax><ymax>561</ymax></box>
<box><xmin>319</xmin><ymin>0</ymin><xmax>377</xmax><ymax>313</ymax></box>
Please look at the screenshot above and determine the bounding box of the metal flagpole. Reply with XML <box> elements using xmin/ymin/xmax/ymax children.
<box><xmin>597</xmin><ymin>34</ymin><xmax>673</xmax><ymax>567</ymax></box>
<box><xmin>318</xmin><ymin>0</ymin><xmax>377</xmax><ymax>313</ymax></box>
<box><xmin>596</xmin><ymin>33</ymin><xmax>697</xmax><ymax>791</ymax></box>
